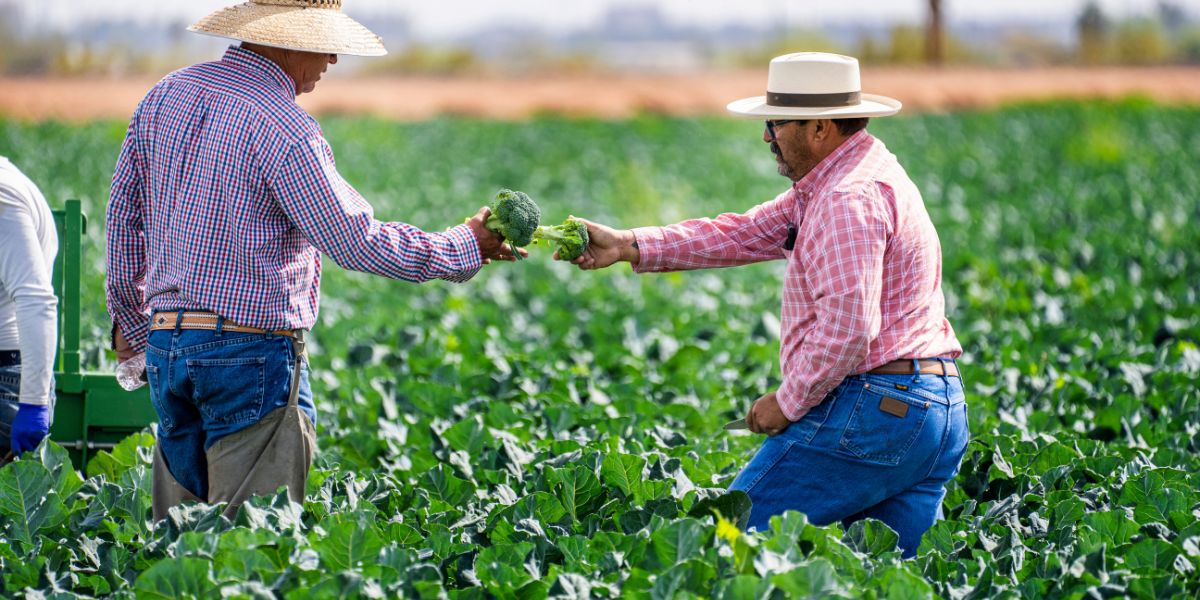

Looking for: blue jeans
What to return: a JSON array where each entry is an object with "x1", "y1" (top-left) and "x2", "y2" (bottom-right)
[
  {"x1": 730, "y1": 369, "x2": 969, "y2": 558},
  {"x1": 146, "y1": 328, "x2": 317, "y2": 499},
  {"x1": 0, "y1": 364, "x2": 20, "y2": 452}
]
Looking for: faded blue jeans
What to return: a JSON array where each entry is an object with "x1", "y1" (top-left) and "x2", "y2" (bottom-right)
[
  {"x1": 0, "y1": 363, "x2": 20, "y2": 453},
  {"x1": 730, "y1": 366, "x2": 969, "y2": 558},
  {"x1": 146, "y1": 327, "x2": 317, "y2": 500}
]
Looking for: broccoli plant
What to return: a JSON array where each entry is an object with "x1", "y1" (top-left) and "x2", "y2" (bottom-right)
[
  {"x1": 485, "y1": 189, "x2": 541, "y2": 259},
  {"x1": 533, "y1": 217, "x2": 590, "y2": 261}
]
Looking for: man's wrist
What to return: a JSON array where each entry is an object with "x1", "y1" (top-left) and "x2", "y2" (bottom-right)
[{"x1": 620, "y1": 230, "x2": 641, "y2": 264}]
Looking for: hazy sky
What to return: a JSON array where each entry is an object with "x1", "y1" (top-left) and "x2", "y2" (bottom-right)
[{"x1": 20, "y1": 0, "x2": 1196, "y2": 38}]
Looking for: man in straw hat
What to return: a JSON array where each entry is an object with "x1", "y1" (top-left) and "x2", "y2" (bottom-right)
[
  {"x1": 567, "y1": 53, "x2": 968, "y2": 557},
  {"x1": 106, "y1": 0, "x2": 518, "y2": 521}
]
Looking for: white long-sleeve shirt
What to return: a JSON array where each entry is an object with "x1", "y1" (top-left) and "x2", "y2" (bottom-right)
[{"x1": 0, "y1": 157, "x2": 58, "y2": 406}]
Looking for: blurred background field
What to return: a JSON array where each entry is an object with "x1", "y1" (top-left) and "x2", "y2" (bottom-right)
[{"x1": 2, "y1": 1, "x2": 1200, "y2": 120}]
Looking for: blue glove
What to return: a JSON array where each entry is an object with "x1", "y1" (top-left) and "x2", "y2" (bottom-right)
[{"x1": 11, "y1": 404, "x2": 49, "y2": 455}]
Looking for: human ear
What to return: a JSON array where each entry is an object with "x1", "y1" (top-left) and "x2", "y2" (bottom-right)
[{"x1": 812, "y1": 120, "x2": 830, "y2": 141}]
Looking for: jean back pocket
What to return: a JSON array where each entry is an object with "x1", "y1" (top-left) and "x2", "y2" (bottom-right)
[
  {"x1": 185, "y1": 356, "x2": 267, "y2": 428},
  {"x1": 837, "y1": 383, "x2": 931, "y2": 466}
]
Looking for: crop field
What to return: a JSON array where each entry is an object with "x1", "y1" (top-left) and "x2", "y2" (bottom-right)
[{"x1": 0, "y1": 100, "x2": 1198, "y2": 598}]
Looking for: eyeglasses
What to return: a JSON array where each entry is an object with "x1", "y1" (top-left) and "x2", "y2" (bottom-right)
[{"x1": 765, "y1": 119, "x2": 804, "y2": 141}]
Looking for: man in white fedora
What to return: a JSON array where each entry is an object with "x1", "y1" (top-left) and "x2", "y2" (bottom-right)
[
  {"x1": 105, "y1": 0, "x2": 518, "y2": 521},
  {"x1": 568, "y1": 52, "x2": 968, "y2": 557}
]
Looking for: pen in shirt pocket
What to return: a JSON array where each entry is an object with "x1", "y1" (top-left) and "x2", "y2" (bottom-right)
[{"x1": 783, "y1": 223, "x2": 797, "y2": 251}]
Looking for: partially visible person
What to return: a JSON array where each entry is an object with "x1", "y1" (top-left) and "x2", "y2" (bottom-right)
[{"x1": 0, "y1": 156, "x2": 59, "y2": 460}]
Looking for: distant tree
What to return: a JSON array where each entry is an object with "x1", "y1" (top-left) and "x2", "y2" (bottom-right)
[
  {"x1": 1114, "y1": 19, "x2": 1171, "y2": 65},
  {"x1": 1077, "y1": 1, "x2": 1110, "y2": 65},
  {"x1": 888, "y1": 25, "x2": 927, "y2": 66},
  {"x1": 1178, "y1": 26, "x2": 1200, "y2": 64},
  {"x1": 927, "y1": 0, "x2": 944, "y2": 66}
]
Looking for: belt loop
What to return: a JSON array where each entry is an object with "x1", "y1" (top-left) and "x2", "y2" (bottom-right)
[
  {"x1": 937, "y1": 358, "x2": 949, "y2": 382},
  {"x1": 911, "y1": 358, "x2": 921, "y2": 383},
  {"x1": 173, "y1": 310, "x2": 185, "y2": 335},
  {"x1": 215, "y1": 315, "x2": 225, "y2": 337}
]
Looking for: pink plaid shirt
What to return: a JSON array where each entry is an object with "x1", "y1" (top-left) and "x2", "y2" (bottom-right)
[
  {"x1": 633, "y1": 130, "x2": 961, "y2": 421},
  {"x1": 106, "y1": 46, "x2": 482, "y2": 353}
]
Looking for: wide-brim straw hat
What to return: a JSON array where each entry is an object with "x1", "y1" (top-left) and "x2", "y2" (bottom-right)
[
  {"x1": 728, "y1": 52, "x2": 899, "y2": 119},
  {"x1": 189, "y1": 0, "x2": 387, "y2": 57}
]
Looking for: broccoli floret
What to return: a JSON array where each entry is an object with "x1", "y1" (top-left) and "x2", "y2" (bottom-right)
[
  {"x1": 486, "y1": 189, "x2": 541, "y2": 249},
  {"x1": 533, "y1": 217, "x2": 590, "y2": 261}
]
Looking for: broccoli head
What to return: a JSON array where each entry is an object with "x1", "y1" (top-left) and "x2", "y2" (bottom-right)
[
  {"x1": 486, "y1": 189, "x2": 541, "y2": 247},
  {"x1": 533, "y1": 217, "x2": 590, "y2": 261}
]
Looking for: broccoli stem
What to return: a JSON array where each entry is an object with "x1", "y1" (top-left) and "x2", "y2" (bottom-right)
[{"x1": 533, "y1": 226, "x2": 567, "y2": 242}]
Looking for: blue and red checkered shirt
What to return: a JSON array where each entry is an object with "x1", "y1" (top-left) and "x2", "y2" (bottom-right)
[{"x1": 106, "y1": 46, "x2": 482, "y2": 353}]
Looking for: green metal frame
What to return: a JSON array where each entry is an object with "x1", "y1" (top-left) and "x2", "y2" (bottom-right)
[{"x1": 49, "y1": 199, "x2": 156, "y2": 467}]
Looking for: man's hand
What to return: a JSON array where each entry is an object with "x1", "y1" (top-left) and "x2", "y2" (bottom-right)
[
  {"x1": 11, "y1": 403, "x2": 49, "y2": 455},
  {"x1": 564, "y1": 217, "x2": 639, "y2": 270},
  {"x1": 746, "y1": 390, "x2": 792, "y2": 436},
  {"x1": 465, "y1": 206, "x2": 527, "y2": 263},
  {"x1": 113, "y1": 325, "x2": 137, "y2": 363}
]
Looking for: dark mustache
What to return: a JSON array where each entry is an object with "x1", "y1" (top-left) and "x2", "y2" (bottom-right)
[{"x1": 770, "y1": 141, "x2": 783, "y2": 158}]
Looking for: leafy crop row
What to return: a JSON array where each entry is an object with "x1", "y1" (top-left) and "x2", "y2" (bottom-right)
[{"x1": 0, "y1": 100, "x2": 1196, "y2": 598}]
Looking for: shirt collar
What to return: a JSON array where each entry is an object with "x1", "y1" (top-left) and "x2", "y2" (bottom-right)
[
  {"x1": 792, "y1": 129, "x2": 873, "y2": 196},
  {"x1": 221, "y1": 45, "x2": 297, "y2": 98}
]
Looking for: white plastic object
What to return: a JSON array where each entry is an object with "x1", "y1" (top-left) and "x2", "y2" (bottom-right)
[{"x1": 116, "y1": 352, "x2": 147, "y2": 391}]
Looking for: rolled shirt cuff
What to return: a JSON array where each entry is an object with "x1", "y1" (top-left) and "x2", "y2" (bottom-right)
[
  {"x1": 439, "y1": 223, "x2": 484, "y2": 283},
  {"x1": 630, "y1": 226, "x2": 668, "y2": 273},
  {"x1": 775, "y1": 379, "x2": 813, "y2": 422},
  {"x1": 112, "y1": 310, "x2": 150, "y2": 355}
]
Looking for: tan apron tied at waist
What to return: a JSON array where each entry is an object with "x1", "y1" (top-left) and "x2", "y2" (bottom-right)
[{"x1": 152, "y1": 331, "x2": 316, "y2": 522}]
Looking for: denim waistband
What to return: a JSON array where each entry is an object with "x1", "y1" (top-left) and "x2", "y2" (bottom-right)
[{"x1": 0, "y1": 350, "x2": 18, "y2": 368}]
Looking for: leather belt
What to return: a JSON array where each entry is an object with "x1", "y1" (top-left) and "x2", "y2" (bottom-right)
[
  {"x1": 0, "y1": 350, "x2": 18, "y2": 368},
  {"x1": 150, "y1": 312, "x2": 300, "y2": 338},
  {"x1": 868, "y1": 358, "x2": 960, "y2": 378}
]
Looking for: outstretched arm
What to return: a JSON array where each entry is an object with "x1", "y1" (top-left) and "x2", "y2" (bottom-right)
[
  {"x1": 569, "y1": 188, "x2": 801, "y2": 273},
  {"x1": 271, "y1": 136, "x2": 517, "y2": 283}
]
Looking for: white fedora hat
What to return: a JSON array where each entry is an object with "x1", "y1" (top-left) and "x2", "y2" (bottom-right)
[
  {"x1": 728, "y1": 52, "x2": 900, "y2": 119},
  {"x1": 189, "y1": 0, "x2": 387, "y2": 57}
]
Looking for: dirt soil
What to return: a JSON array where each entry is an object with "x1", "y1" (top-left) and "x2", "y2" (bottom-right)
[{"x1": 2, "y1": 67, "x2": 1199, "y2": 121}]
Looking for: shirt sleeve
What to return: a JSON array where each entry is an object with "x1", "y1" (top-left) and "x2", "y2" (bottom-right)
[
  {"x1": 0, "y1": 190, "x2": 57, "y2": 406},
  {"x1": 271, "y1": 136, "x2": 482, "y2": 283},
  {"x1": 776, "y1": 185, "x2": 893, "y2": 421},
  {"x1": 631, "y1": 188, "x2": 798, "y2": 273},
  {"x1": 105, "y1": 116, "x2": 150, "y2": 354}
]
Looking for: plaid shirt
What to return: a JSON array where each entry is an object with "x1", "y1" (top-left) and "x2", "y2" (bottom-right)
[
  {"x1": 633, "y1": 130, "x2": 962, "y2": 421},
  {"x1": 106, "y1": 46, "x2": 482, "y2": 353}
]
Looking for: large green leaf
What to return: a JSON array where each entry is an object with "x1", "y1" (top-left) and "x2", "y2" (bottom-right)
[
  {"x1": 422, "y1": 463, "x2": 476, "y2": 506},
  {"x1": 548, "y1": 465, "x2": 602, "y2": 522},
  {"x1": 311, "y1": 517, "x2": 385, "y2": 572},
  {"x1": 1124, "y1": 538, "x2": 1181, "y2": 572},
  {"x1": 85, "y1": 432, "x2": 155, "y2": 481},
  {"x1": 648, "y1": 518, "x2": 708, "y2": 569},
  {"x1": 133, "y1": 556, "x2": 218, "y2": 599},
  {"x1": 0, "y1": 459, "x2": 68, "y2": 547},
  {"x1": 686, "y1": 490, "x2": 752, "y2": 530},
  {"x1": 771, "y1": 558, "x2": 851, "y2": 598},
  {"x1": 842, "y1": 519, "x2": 900, "y2": 558},
  {"x1": 37, "y1": 441, "x2": 84, "y2": 498},
  {"x1": 600, "y1": 453, "x2": 646, "y2": 502}
]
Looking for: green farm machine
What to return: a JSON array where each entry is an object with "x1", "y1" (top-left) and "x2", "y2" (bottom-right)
[{"x1": 49, "y1": 199, "x2": 156, "y2": 467}]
